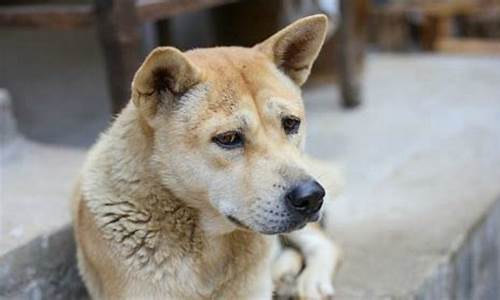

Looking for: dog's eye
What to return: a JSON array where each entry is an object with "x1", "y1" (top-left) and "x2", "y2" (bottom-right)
[
  {"x1": 282, "y1": 116, "x2": 301, "y2": 135},
  {"x1": 213, "y1": 131, "x2": 244, "y2": 149}
]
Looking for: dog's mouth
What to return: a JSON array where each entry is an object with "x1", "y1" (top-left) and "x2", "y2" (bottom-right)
[
  {"x1": 226, "y1": 215, "x2": 252, "y2": 231},
  {"x1": 226, "y1": 211, "x2": 321, "y2": 235}
]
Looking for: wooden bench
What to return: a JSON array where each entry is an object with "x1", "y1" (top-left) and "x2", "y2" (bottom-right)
[
  {"x1": 0, "y1": 0, "x2": 236, "y2": 113},
  {"x1": 0, "y1": 0, "x2": 364, "y2": 112}
]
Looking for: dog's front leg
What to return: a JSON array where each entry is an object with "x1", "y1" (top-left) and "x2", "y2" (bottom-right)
[
  {"x1": 284, "y1": 223, "x2": 342, "y2": 299},
  {"x1": 272, "y1": 245, "x2": 303, "y2": 298}
]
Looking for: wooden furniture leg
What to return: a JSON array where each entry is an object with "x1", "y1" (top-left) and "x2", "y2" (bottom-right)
[
  {"x1": 155, "y1": 19, "x2": 172, "y2": 46},
  {"x1": 337, "y1": 0, "x2": 362, "y2": 108},
  {"x1": 95, "y1": 0, "x2": 143, "y2": 114}
]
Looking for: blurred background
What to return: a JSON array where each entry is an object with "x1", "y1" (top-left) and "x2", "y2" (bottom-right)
[{"x1": 1, "y1": 0, "x2": 500, "y2": 299}]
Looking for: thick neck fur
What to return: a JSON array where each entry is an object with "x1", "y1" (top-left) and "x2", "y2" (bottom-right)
[{"x1": 80, "y1": 103, "x2": 272, "y2": 297}]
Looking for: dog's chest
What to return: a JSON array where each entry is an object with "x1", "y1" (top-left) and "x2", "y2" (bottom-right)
[
  {"x1": 90, "y1": 190, "x2": 274, "y2": 298},
  {"x1": 120, "y1": 230, "x2": 274, "y2": 299}
]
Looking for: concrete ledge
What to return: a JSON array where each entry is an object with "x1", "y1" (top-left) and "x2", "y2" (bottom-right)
[
  {"x1": 415, "y1": 198, "x2": 500, "y2": 300},
  {"x1": 2, "y1": 55, "x2": 500, "y2": 299},
  {"x1": 0, "y1": 225, "x2": 88, "y2": 300}
]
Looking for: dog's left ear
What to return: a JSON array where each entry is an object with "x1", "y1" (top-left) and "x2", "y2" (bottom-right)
[{"x1": 255, "y1": 14, "x2": 328, "y2": 86}]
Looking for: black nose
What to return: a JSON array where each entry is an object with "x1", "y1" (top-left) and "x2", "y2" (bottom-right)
[{"x1": 286, "y1": 180, "x2": 325, "y2": 214}]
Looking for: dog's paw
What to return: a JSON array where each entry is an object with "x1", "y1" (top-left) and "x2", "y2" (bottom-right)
[
  {"x1": 273, "y1": 272, "x2": 298, "y2": 299},
  {"x1": 296, "y1": 267, "x2": 335, "y2": 300},
  {"x1": 272, "y1": 248, "x2": 303, "y2": 299}
]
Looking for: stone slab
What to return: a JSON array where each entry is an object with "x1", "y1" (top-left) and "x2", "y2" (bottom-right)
[
  {"x1": 0, "y1": 226, "x2": 88, "y2": 300},
  {"x1": 1, "y1": 54, "x2": 500, "y2": 299}
]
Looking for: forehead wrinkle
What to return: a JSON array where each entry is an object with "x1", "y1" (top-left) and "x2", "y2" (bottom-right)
[
  {"x1": 218, "y1": 52, "x2": 254, "y2": 97},
  {"x1": 218, "y1": 51, "x2": 272, "y2": 134}
]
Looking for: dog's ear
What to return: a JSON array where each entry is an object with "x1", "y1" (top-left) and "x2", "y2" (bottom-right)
[
  {"x1": 132, "y1": 47, "x2": 201, "y2": 116},
  {"x1": 255, "y1": 14, "x2": 328, "y2": 86}
]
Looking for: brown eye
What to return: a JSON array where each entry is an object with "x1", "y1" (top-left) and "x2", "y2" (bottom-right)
[
  {"x1": 282, "y1": 116, "x2": 301, "y2": 135},
  {"x1": 213, "y1": 131, "x2": 244, "y2": 149}
]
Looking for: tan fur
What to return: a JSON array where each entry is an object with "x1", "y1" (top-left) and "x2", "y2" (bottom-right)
[{"x1": 73, "y1": 14, "x2": 341, "y2": 300}]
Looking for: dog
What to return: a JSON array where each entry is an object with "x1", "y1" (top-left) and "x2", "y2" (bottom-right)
[{"x1": 73, "y1": 14, "x2": 342, "y2": 299}]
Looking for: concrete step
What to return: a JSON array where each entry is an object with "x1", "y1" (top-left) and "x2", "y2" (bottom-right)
[{"x1": 1, "y1": 54, "x2": 500, "y2": 299}]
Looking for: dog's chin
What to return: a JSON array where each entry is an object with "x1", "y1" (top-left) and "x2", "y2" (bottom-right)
[
  {"x1": 226, "y1": 211, "x2": 321, "y2": 235},
  {"x1": 256, "y1": 221, "x2": 308, "y2": 235}
]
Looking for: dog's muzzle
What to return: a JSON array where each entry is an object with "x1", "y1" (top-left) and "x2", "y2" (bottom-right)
[{"x1": 226, "y1": 180, "x2": 325, "y2": 234}]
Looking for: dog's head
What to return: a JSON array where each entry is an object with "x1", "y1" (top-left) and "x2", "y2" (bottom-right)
[{"x1": 132, "y1": 15, "x2": 328, "y2": 234}]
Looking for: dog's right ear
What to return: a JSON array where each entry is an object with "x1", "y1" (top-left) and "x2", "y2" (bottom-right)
[{"x1": 132, "y1": 47, "x2": 201, "y2": 117}]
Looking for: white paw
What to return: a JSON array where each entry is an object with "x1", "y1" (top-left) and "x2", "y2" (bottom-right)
[
  {"x1": 297, "y1": 267, "x2": 335, "y2": 300},
  {"x1": 272, "y1": 248, "x2": 303, "y2": 298}
]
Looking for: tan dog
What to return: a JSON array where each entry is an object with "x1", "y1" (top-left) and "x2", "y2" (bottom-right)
[{"x1": 73, "y1": 14, "x2": 342, "y2": 300}]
